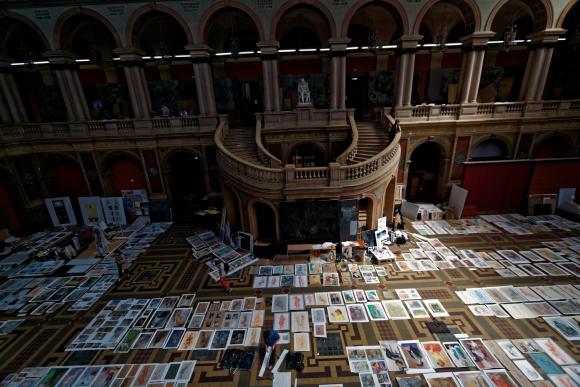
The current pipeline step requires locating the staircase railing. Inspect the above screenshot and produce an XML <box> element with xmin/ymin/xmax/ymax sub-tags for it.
<box><xmin>214</xmin><ymin>117</ymin><xmax>285</xmax><ymax>187</ymax></box>
<box><xmin>255</xmin><ymin>114</ymin><xmax>282</xmax><ymax>168</ymax></box>
<box><xmin>336</xmin><ymin>111</ymin><xmax>358</xmax><ymax>165</ymax></box>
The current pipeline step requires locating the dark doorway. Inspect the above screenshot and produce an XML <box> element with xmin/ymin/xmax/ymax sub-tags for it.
<box><xmin>235</xmin><ymin>80</ymin><xmax>262</xmax><ymax>127</ymax></box>
<box><xmin>287</xmin><ymin>143</ymin><xmax>326</xmax><ymax>167</ymax></box>
<box><xmin>406</xmin><ymin>142</ymin><xmax>442</xmax><ymax>202</ymax></box>
<box><xmin>347</xmin><ymin>74</ymin><xmax>369</xmax><ymax>121</ymax></box>
<box><xmin>255</xmin><ymin>202</ymin><xmax>276</xmax><ymax>241</ymax></box>
<box><xmin>470</xmin><ymin>139</ymin><xmax>508</xmax><ymax>161</ymax></box>
<box><xmin>167</xmin><ymin>152</ymin><xmax>207</xmax><ymax>220</ymax></box>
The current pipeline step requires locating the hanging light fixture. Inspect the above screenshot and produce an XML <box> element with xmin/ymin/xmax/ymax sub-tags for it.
<box><xmin>19</xmin><ymin>44</ymin><xmax>37</xmax><ymax>68</ymax></box>
<box><xmin>367</xmin><ymin>29</ymin><xmax>380</xmax><ymax>54</ymax></box>
<box><xmin>503</xmin><ymin>22</ymin><xmax>517</xmax><ymax>51</ymax></box>
<box><xmin>229</xmin><ymin>15</ymin><xmax>240</xmax><ymax>59</ymax></box>
<box><xmin>435</xmin><ymin>25</ymin><xmax>448</xmax><ymax>51</ymax></box>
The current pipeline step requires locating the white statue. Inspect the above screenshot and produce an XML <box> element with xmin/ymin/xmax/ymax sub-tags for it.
<box><xmin>297</xmin><ymin>78</ymin><xmax>311</xmax><ymax>105</ymax></box>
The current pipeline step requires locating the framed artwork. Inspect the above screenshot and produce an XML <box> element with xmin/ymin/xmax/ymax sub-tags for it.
<box><xmin>346</xmin><ymin>304</ymin><xmax>369</xmax><ymax>323</ymax></box>
<box><xmin>273</xmin><ymin>313</ymin><xmax>289</xmax><ymax>331</ymax></box>
<box><xmin>101</xmin><ymin>197</ymin><xmax>127</xmax><ymax>225</ymax></box>
<box><xmin>78</xmin><ymin>197</ymin><xmax>105</xmax><ymax>225</ymax></box>
<box><xmin>45</xmin><ymin>197</ymin><xmax>77</xmax><ymax>226</ymax></box>
<box><xmin>459</xmin><ymin>338</ymin><xmax>502</xmax><ymax>369</ymax></box>
<box><xmin>293</xmin><ymin>332</ymin><xmax>310</xmax><ymax>352</ymax></box>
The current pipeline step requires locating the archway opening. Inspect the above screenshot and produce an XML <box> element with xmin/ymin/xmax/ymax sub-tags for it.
<box><xmin>0</xmin><ymin>17</ymin><xmax>65</xmax><ymax>122</ymax></box>
<box><xmin>345</xmin><ymin>2</ymin><xmax>404</xmax><ymax>118</ymax></box>
<box><xmin>205</xmin><ymin>9</ymin><xmax>261</xmax><ymax>126</ymax></box>
<box><xmin>166</xmin><ymin>151</ymin><xmax>207</xmax><ymax>220</ymax></box>
<box><xmin>416</xmin><ymin>1</ymin><xmax>474</xmax><ymax>104</ymax></box>
<box><xmin>222</xmin><ymin>184</ymin><xmax>242</xmax><ymax>230</ymax></box>
<box><xmin>383</xmin><ymin>178</ymin><xmax>396</xmax><ymax>221</ymax></box>
<box><xmin>131</xmin><ymin>10</ymin><xmax>192</xmax><ymax>117</ymax></box>
<box><xmin>255</xmin><ymin>202</ymin><xmax>276</xmax><ymax>242</ymax></box>
<box><xmin>470</xmin><ymin>138</ymin><xmax>509</xmax><ymax>161</ymax></box>
<box><xmin>532</xmin><ymin>136</ymin><xmax>572</xmax><ymax>159</ymax></box>
<box><xmin>42</xmin><ymin>156</ymin><xmax>89</xmax><ymax>198</ymax></box>
<box><xmin>103</xmin><ymin>154</ymin><xmax>146</xmax><ymax>196</ymax></box>
<box><xmin>358</xmin><ymin>197</ymin><xmax>374</xmax><ymax>232</ymax></box>
<box><xmin>0</xmin><ymin>170</ymin><xmax>25</xmax><ymax>233</ymax></box>
<box><xmin>276</xmin><ymin>5</ymin><xmax>332</xmax><ymax>109</ymax></box>
<box><xmin>484</xmin><ymin>0</ymin><xmax>547</xmax><ymax>102</ymax></box>
<box><xmin>546</xmin><ymin>2</ymin><xmax>580</xmax><ymax>99</ymax></box>
<box><xmin>287</xmin><ymin>143</ymin><xmax>326</xmax><ymax>167</ymax></box>
<box><xmin>58</xmin><ymin>14</ymin><xmax>128</xmax><ymax>119</ymax></box>
<box><xmin>407</xmin><ymin>142</ymin><xmax>442</xmax><ymax>202</ymax></box>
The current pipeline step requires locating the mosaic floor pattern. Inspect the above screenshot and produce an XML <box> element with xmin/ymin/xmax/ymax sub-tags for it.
<box><xmin>0</xmin><ymin>224</ymin><xmax>579</xmax><ymax>386</ymax></box>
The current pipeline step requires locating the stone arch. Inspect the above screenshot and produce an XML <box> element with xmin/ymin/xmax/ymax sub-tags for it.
<box><xmin>485</xmin><ymin>0</ymin><xmax>553</xmax><ymax>32</ymax></box>
<box><xmin>125</xmin><ymin>3</ymin><xmax>193</xmax><ymax>48</ymax></box>
<box><xmin>222</xmin><ymin>182</ymin><xmax>243</xmax><ymax>230</ymax></box>
<box><xmin>0</xmin><ymin>11</ymin><xmax>50</xmax><ymax>51</ymax></box>
<box><xmin>469</xmin><ymin>135</ymin><xmax>512</xmax><ymax>159</ymax></box>
<box><xmin>383</xmin><ymin>175</ymin><xmax>397</xmax><ymax>220</ymax></box>
<box><xmin>407</xmin><ymin>138</ymin><xmax>450</xmax><ymax>159</ymax></box>
<box><xmin>342</xmin><ymin>0</ymin><xmax>409</xmax><ymax>38</ymax></box>
<box><xmin>413</xmin><ymin>0</ymin><xmax>481</xmax><ymax>35</ymax></box>
<box><xmin>248</xmin><ymin>198</ymin><xmax>280</xmax><ymax>242</ymax></box>
<box><xmin>39</xmin><ymin>152</ymin><xmax>80</xmax><ymax>177</ymax></box>
<box><xmin>161</xmin><ymin>147</ymin><xmax>204</xmax><ymax>172</ymax></box>
<box><xmin>53</xmin><ymin>7</ymin><xmax>122</xmax><ymax>49</ymax></box>
<box><xmin>197</xmin><ymin>1</ymin><xmax>265</xmax><ymax>44</ymax></box>
<box><xmin>270</xmin><ymin>0</ymin><xmax>337</xmax><ymax>41</ymax></box>
<box><xmin>406</xmin><ymin>140</ymin><xmax>448</xmax><ymax>202</ymax></box>
<box><xmin>100</xmin><ymin>150</ymin><xmax>142</xmax><ymax>172</ymax></box>
<box><xmin>531</xmin><ymin>133</ymin><xmax>575</xmax><ymax>158</ymax></box>
<box><xmin>556</xmin><ymin>1</ymin><xmax>579</xmax><ymax>28</ymax></box>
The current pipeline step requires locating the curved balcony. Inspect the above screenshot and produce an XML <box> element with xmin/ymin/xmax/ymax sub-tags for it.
<box><xmin>215</xmin><ymin>110</ymin><xmax>400</xmax><ymax>199</ymax></box>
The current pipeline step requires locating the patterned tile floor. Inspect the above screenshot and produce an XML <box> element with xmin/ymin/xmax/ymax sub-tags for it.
<box><xmin>0</xmin><ymin>224</ymin><xmax>579</xmax><ymax>385</ymax></box>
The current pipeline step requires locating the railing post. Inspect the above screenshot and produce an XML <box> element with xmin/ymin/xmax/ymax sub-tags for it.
<box><xmin>329</xmin><ymin>162</ymin><xmax>341</xmax><ymax>186</ymax></box>
<box><xmin>284</xmin><ymin>164</ymin><xmax>295</xmax><ymax>186</ymax></box>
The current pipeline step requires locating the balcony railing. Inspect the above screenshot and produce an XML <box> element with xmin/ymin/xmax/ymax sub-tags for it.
<box><xmin>215</xmin><ymin>112</ymin><xmax>400</xmax><ymax>196</ymax></box>
<box><xmin>391</xmin><ymin>99</ymin><xmax>580</xmax><ymax>122</ymax></box>
<box><xmin>261</xmin><ymin>108</ymin><xmax>352</xmax><ymax>131</ymax></box>
<box><xmin>0</xmin><ymin>116</ymin><xmax>218</xmax><ymax>141</ymax></box>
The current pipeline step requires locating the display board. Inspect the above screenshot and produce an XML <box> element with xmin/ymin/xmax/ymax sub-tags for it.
<box><xmin>45</xmin><ymin>197</ymin><xmax>77</xmax><ymax>227</ymax></box>
<box><xmin>101</xmin><ymin>197</ymin><xmax>127</xmax><ymax>225</ymax></box>
<box><xmin>78</xmin><ymin>196</ymin><xmax>106</xmax><ymax>225</ymax></box>
<box><xmin>280</xmin><ymin>200</ymin><xmax>339</xmax><ymax>243</ymax></box>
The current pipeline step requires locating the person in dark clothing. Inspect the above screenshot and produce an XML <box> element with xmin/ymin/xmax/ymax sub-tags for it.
<box><xmin>262</xmin><ymin>330</ymin><xmax>280</xmax><ymax>369</ymax></box>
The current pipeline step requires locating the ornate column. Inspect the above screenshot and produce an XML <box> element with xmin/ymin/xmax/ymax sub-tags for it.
<box><xmin>0</xmin><ymin>57</ymin><xmax>28</xmax><ymax>123</ymax></box>
<box><xmin>113</xmin><ymin>48</ymin><xmax>151</xmax><ymax>119</ymax></box>
<box><xmin>186</xmin><ymin>44</ymin><xmax>217</xmax><ymax>116</ymax></box>
<box><xmin>329</xmin><ymin>38</ymin><xmax>350</xmax><ymax>109</ymax></box>
<box><xmin>457</xmin><ymin>32</ymin><xmax>495</xmax><ymax>104</ymax></box>
<box><xmin>45</xmin><ymin>50</ymin><xmax>90</xmax><ymax>121</ymax></box>
<box><xmin>394</xmin><ymin>35</ymin><xmax>422</xmax><ymax>108</ymax></box>
<box><xmin>258</xmin><ymin>41</ymin><xmax>280</xmax><ymax>112</ymax></box>
<box><xmin>518</xmin><ymin>29</ymin><xmax>564</xmax><ymax>101</ymax></box>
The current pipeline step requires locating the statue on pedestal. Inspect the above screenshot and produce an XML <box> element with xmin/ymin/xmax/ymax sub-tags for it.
<box><xmin>297</xmin><ymin>78</ymin><xmax>312</xmax><ymax>106</ymax></box>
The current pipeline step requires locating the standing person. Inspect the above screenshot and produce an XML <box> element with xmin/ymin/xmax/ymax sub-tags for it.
<box><xmin>219</xmin><ymin>262</ymin><xmax>231</xmax><ymax>293</ymax></box>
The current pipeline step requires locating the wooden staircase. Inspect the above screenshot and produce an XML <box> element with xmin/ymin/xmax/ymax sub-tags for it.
<box><xmin>223</xmin><ymin>127</ymin><xmax>265</xmax><ymax>166</ymax></box>
<box><xmin>350</xmin><ymin>122</ymin><xmax>391</xmax><ymax>164</ymax></box>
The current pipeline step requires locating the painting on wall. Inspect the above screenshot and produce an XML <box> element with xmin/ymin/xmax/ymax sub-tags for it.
<box><xmin>368</xmin><ymin>71</ymin><xmax>395</xmax><ymax>106</ymax></box>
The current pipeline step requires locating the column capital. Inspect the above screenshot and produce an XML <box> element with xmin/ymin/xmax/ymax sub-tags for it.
<box><xmin>257</xmin><ymin>40</ymin><xmax>279</xmax><ymax>53</ymax></box>
<box><xmin>112</xmin><ymin>48</ymin><xmax>145</xmax><ymax>62</ymax></box>
<box><xmin>44</xmin><ymin>50</ymin><xmax>79</xmax><ymax>65</ymax></box>
<box><xmin>527</xmin><ymin>28</ymin><xmax>566</xmax><ymax>45</ymax></box>
<box><xmin>397</xmin><ymin>35</ymin><xmax>423</xmax><ymax>50</ymax></box>
<box><xmin>184</xmin><ymin>44</ymin><xmax>212</xmax><ymax>58</ymax></box>
<box><xmin>460</xmin><ymin>31</ymin><xmax>496</xmax><ymax>48</ymax></box>
<box><xmin>328</xmin><ymin>38</ymin><xmax>351</xmax><ymax>51</ymax></box>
